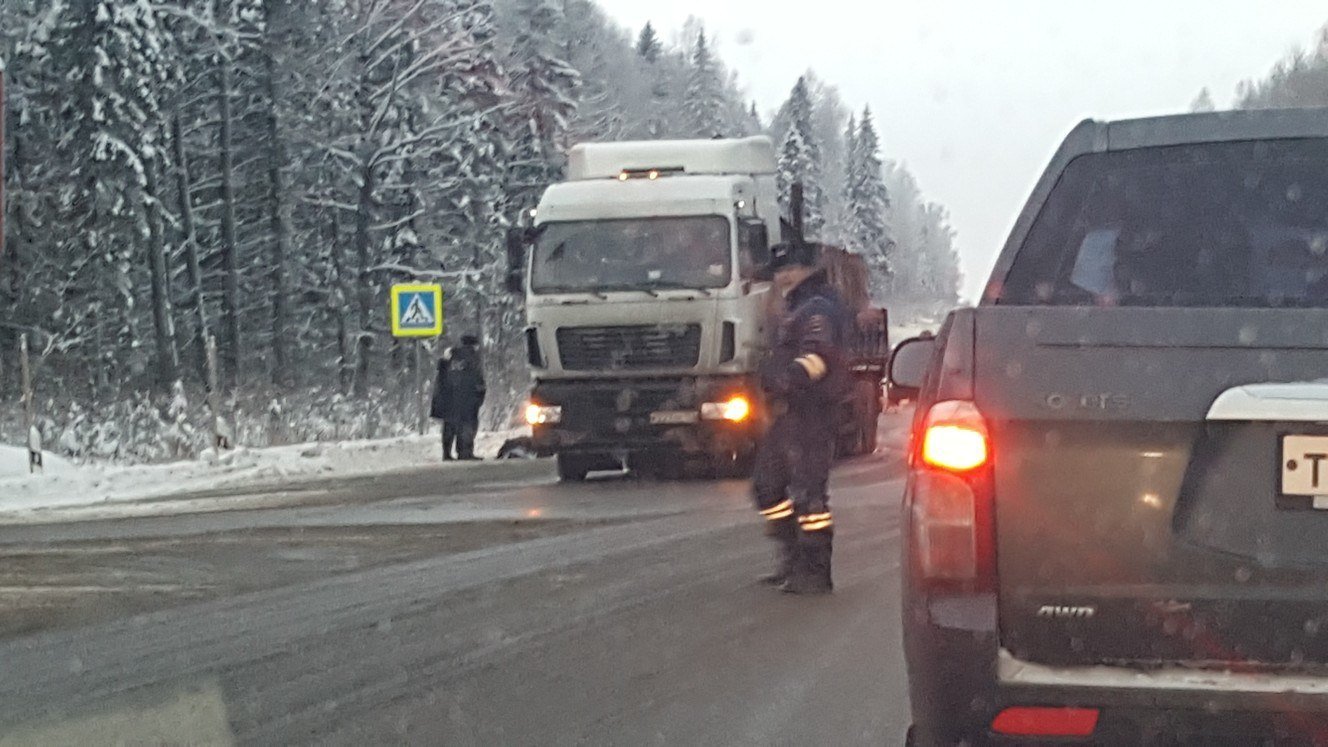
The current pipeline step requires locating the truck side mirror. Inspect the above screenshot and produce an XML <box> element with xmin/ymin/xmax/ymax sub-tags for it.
<box><xmin>888</xmin><ymin>336</ymin><xmax>937</xmax><ymax>396</ymax></box>
<box><xmin>739</xmin><ymin>219</ymin><xmax>771</xmax><ymax>269</ymax></box>
<box><xmin>505</xmin><ymin>227</ymin><xmax>528</xmax><ymax>295</ymax></box>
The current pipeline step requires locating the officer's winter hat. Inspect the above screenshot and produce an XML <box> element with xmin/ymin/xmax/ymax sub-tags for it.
<box><xmin>769</xmin><ymin>241</ymin><xmax>820</xmax><ymax>271</ymax></box>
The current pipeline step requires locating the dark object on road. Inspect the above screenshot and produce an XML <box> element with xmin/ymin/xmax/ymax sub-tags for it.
<box><xmin>895</xmin><ymin>109</ymin><xmax>1328</xmax><ymax>745</ymax></box>
<box><xmin>432</xmin><ymin>336</ymin><xmax>487</xmax><ymax>460</ymax></box>
<box><xmin>497</xmin><ymin>437</ymin><xmax>539</xmax><ymax>460</ymax></box>
<box><xmin>753</xmin><ymin>246</ymin><xmax>852</xmax><ymax>595</ymax></box>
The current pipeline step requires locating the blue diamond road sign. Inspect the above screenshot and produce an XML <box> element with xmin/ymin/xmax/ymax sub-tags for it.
<box><xmin>389</xmin><ymin>284</ymin><xmax>443</xmax><ymax>338</ymax></box>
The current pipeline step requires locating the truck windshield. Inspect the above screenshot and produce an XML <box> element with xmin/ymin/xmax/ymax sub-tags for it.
<box><xmin>531</xmin><ymin>216</ymin><xmax>732</xmax><ymax>294</ymax></box>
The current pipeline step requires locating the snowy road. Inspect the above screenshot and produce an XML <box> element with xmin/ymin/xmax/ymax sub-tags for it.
<box><xmin>0</xmin><ymin>415</ymin><xmax>912</xmax><ymax>745</ymax></box>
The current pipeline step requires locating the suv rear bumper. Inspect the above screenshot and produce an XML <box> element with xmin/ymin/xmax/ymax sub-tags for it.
<box><xmin>907</xmin><ymin>593</ymin><xmax>1328</xmax><ymax>744</ymax></box>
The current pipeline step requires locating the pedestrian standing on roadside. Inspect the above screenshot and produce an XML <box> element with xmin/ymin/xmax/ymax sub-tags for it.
<box><xmin>439</xmin><ymin>334</ymin><xmax>487</xmax><ymax>460</ymax></box>
<box><xmin>752</xmin><ymin>241</ymin><xmax>853</xmax><ymax>594</ymax></box>
<box><xmin>430</xmin><ymin>343</ymin><xmax>457</xmax><ymax>460</ymax></box>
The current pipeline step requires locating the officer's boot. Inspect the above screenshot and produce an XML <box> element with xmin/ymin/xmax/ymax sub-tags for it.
<box><xmin>781</xmin><ymin>530</ymin><xmax>833</xmax><ymax>595</ymax></box>
<box><xmin>759</xmin><ymin>518</ymin><xmax>799</xmax><ymax>586</ymax></box>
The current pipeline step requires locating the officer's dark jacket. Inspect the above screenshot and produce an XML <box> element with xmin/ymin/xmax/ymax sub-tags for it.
<box><xmin>431</xmin><ymin>344</ymin><xmax>487</xmax><ymax>421</ymax></box>
<box><xmin>761</xmin><ymin>269</ymin><xmax>853</xmax><ymax>413</ymax></box>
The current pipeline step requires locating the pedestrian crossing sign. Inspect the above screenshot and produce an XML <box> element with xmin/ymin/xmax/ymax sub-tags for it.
<box><xmin>390</xmin><ymin>284</ymin><xmax>444</xmax><ymax>338</ymax></box>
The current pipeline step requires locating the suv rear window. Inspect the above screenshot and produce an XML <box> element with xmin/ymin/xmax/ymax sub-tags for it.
<box><xmin>998</xmin><ymin>138</ymin><xmax>1328</xmax><ymax>307</ymax></box>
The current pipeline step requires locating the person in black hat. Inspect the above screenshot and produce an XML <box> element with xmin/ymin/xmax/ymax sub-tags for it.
<box><xmin>752</xmin><ymin>241</ymin><xmax>853</xmax><ymax>594</ymax></box>
<box><xmin>430</xmin><ymin>334</ymin><xmax>487</xmax><ymax>460</ymax></box>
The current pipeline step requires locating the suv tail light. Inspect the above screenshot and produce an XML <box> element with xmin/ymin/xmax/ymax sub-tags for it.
<box><xmin>921</xmin><ymin>401</ymin><xmax>988</xmax><ymax>471</ymax></box>
<box><xmin>911</xmin><ymin>400</ymin><xmax>994</xmax><ymax>583</ymax></box>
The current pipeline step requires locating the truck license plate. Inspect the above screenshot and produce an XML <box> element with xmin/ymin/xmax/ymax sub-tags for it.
<box><xmin>1282</xmin><ymin>435</ymin><xmax>1328</xmax><ymax>507</ymax></box>
<box><xmin>650</xmin><ymin>410</ymin><xmax>698</xmax><ymax>425</ymax></box>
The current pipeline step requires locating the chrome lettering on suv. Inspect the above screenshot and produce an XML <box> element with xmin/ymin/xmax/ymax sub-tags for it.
<box><xmin>1044</xmin><ymin>393</ymin><xmax>1130</xmax><ymax>412</ymax></box>
<box><xmin>1037</xmin><ymin>604</ymin><xmax>1097</xmax><ymax>620</ymax></box>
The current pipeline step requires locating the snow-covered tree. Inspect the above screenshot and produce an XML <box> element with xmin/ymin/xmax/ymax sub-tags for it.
<box><xmin>635</xmin><ymin>21</ymin><xmax>661</xmax><ymax>63</ymax></box>
<box><xmin>776</xmin><ymin>75</ymin><xmax>825</xmax><ymax>238</ymax></box>
<box><xmin>1190</xmin><ymin>87</ymin><xmax>1216</xmax><ymax>112</ymax></box>
<box><xmin>745</xmin><ymin>101</ymin><xmax>763</xmax><ymax>134</ymax></box>
<box><xmin>884</xmin><ymin>161</ymin><xmax>961</xmax><ymax>309</ymax></box>
<box><xmin>840</xmin><ymin>112</ymin><xmax>859</xmax><ymax>248</ymax></box>
<box><xmin>683</xmin><ymin>29</ymin><xmax>727</xmax><ymax>139</ymax></box>
<box><xmin>20</xmin><ymin>0</ymin><xmax>177</xmax><ymax>394</ymax></box>
<box><xmin>506</xmin><ymin>0</ymin><xmax>579</xmax><ymax>214</ymax></box>
<box><xmin>845</xmin><ymin>108</ymin><xmax>892</xmax><ymax>299</ymax></box>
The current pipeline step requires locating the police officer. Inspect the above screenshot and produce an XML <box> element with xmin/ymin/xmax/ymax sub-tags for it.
<box><xmin>753</xmin><ymin>241</ymin><xmax>852</xmax><ymax>594</ymax></box>
<box><xmin>431</xmin><ymin>334</ymin><xmax>487</xmax><ymax>460</ymax></box>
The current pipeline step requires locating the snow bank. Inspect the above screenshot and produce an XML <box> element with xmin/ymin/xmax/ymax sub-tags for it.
<box><xmin>0</xmin><ymin>428</ymin><xmax>528</xmax><ymax>518</ymax></box>
<box><xmin>0</xmin><ymin>445</ymin><xmax>73</xmax><ymax>479</ymax></box>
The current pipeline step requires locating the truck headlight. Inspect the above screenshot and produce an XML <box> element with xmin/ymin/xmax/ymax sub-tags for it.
<box><xmin>701</xmin><ymin>396</ymin><xmax>751</xmax><ymax>423</ymax></box>
<box><xmin>525</xmin><ymin>404</ymin><xmax>563</xmax><ymax>426</ymax></box>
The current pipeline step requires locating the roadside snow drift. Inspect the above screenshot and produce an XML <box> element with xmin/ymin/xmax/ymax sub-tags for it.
<box><xmin>0</xmin><ymin>430</ymin><xmax>525</xmax><ymax>519</ymax></box>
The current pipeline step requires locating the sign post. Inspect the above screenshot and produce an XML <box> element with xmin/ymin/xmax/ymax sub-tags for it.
<box><xmin>206</xmin><ymin>334</ymin><xmax>231</xmax><ymax>451</ymax></box>
<box><xmin>389</xmin><ymin>284</ymin><xmax>444</xmax><ymax>436</ymax></box>
<box><xmin>19</xmin><ymin>334</ymin><xmax>40</xmax><ymax>474</ymax></box>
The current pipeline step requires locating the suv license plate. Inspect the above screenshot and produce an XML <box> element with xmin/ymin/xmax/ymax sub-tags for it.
<box><xmin>1281</xmin><ymin>435</ymin><xmax>1328</xmax><ymax>508</ymax></box>
<box><xmin>650</xmin><ymin>410</ymin><xmax>698</xmax><ymax>425</ymax></box>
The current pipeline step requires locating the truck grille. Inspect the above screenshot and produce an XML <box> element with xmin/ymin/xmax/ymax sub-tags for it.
<box><xmin>556</xmin><ymin>325</ymin><xmax>702</xmax><ymax>371</ymax></box>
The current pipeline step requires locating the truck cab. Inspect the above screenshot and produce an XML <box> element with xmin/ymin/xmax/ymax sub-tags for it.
<box><xmin>509</xmin><ymin>137</ymin><xmax>782</xmax><ymax>480</ymax></box>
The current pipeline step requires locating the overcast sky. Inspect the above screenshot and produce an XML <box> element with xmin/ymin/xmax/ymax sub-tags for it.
<box><xmin>593</xmin><ymin>0</ymin><xmax>1328</xmax><ymax>299</ymax></box>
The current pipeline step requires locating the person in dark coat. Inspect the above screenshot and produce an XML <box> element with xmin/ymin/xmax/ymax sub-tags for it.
<box><xmin>752</xmin><ymin>242</ymin><xmax>853</xmax><ymax>594</ymax></box>
<box><xmin>430</xmin><ymin>349</ymin><xmax>455</xmax><ymax>460</ymax></box>
<box><xmin>431</xmin><ymin>334</ymin><xmax>487</xmax><ymax>460</ymax></box>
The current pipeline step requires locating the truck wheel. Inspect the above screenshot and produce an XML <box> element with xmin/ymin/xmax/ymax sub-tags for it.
<box><xmin>556</xmin><ymin>454</ymin><xmax>591</xmax><ymax>482</ymax></box>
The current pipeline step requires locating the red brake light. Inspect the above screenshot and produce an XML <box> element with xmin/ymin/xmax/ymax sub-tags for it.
<box><xmin>920</xmin><ymin>401</ymin><xmax>988</xmax><ymax>472</ymax></box>
<box><xmin>911</xmin><ymin>400</ymin><xmax>992</xmax><ymax>582</ymax></box>
<box><xmin>991</xmin><ymin>707</ymin><xmax>1099</xmax><ymax>737</ymax></box>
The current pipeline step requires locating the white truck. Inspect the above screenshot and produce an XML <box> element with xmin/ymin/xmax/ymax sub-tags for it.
<box><xmin>507</xmin><ymin>136</ymin><xmax>892</xmax><ymax>478</ymax></box>
<box><xmin>505</xmin><ymin>137</ymin><xmax>784</xmax><ymax>480</ymax></box>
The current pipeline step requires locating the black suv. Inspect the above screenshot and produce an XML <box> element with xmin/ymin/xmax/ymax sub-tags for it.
<box><xmin>892</xmin><ymin>108</ymin><xmax>1328</xmax><ymax>744</ymax></box>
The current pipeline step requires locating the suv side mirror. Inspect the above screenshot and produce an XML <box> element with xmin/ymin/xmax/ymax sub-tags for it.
<box><xmin>739</xmin><ymin>219</ymin><xmax>771</xmax><ymax>269</ymax></box>
<box><xmin>888</xmin><ymin>336</ymin><xmax>937</xmax><ymax>396</ymax></box>
<box><xmin>505</xmin><ymin>227</ymin><xmax>528</xmax><ymax>295</ymax></box>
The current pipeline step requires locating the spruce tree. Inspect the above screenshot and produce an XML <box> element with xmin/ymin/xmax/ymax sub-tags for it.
<box><xmin>507</xmin><ymin>0</ymin><xmax>579</xmax><ymax>214</ymax></box>
<box><xmin>25</xmin><ymin>0</ymin><xmax>176</xmax><ymax>392</ymax></box>
<box><xmin>776</xmin><ymin>76</ymin><xmax>824</xmax><ymax>238</ymax></box>
<box><xmin>683</xmin><ymin>30</ymin><xmax>727</xmax><ymax>139</ymax></box>
<box><xmin>846</xmin><ymin>107</ymin><xmax>892</xmax><ymax>298</ymax></box>
<box><xmin>635</xmin><ymin>22</ymin><xmax>661</xmax><ymax>63</ymax></box>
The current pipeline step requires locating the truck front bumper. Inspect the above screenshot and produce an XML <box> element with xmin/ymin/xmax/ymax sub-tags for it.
<box><xmin>529</xmin><ymin>376</ymin><xmax>762</xmax><ymax>457</ymax></box>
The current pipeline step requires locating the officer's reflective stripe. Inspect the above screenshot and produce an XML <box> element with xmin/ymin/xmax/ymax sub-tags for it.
<box><xmin>799</xmin><ymin>512</ymin><xmax>834</xmax><ymax>531</ymax></box>
<box><xmin>794</xmin><ymin>354</ymin><xmax>828</xmax><ymax>381</ymax></box>
<box><xmin>760</xmin><ymin>499</ymin><xmax>795</xmax><ymax>520</ymax></box>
